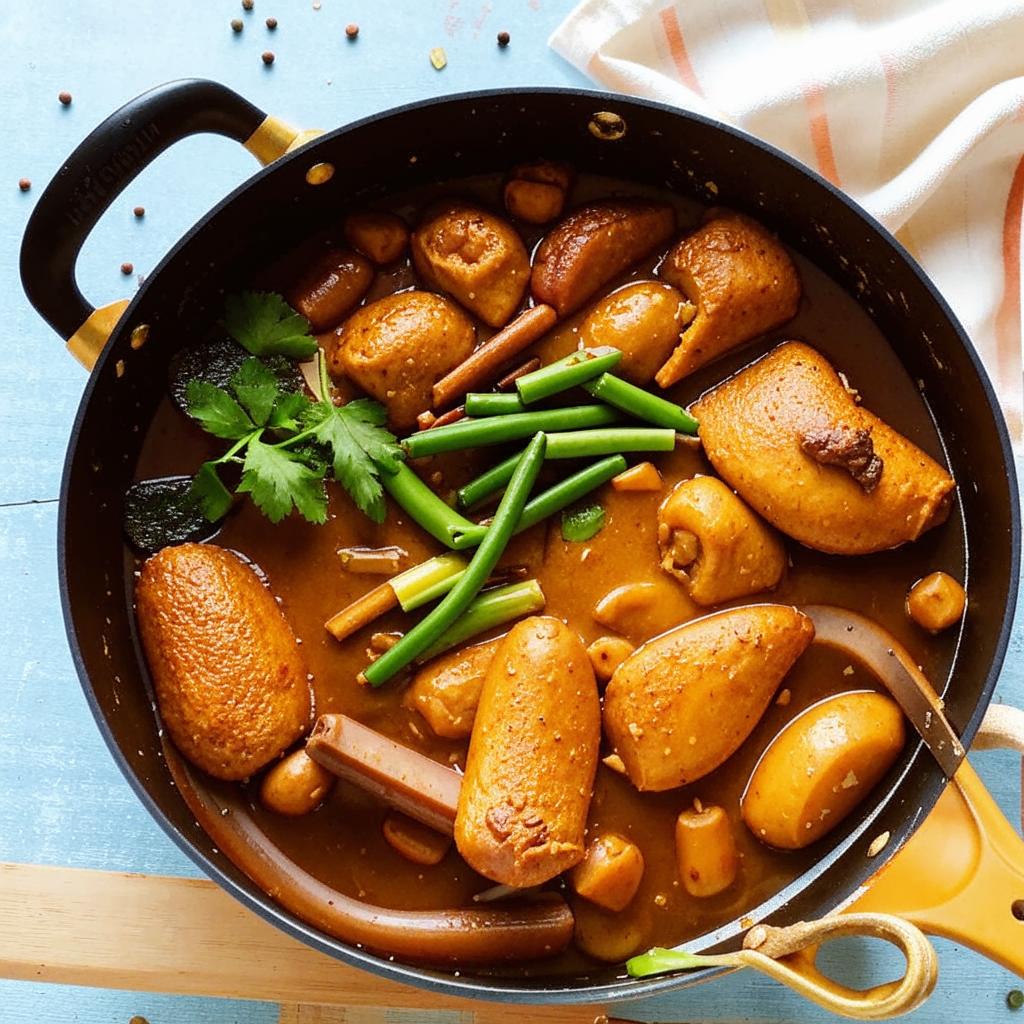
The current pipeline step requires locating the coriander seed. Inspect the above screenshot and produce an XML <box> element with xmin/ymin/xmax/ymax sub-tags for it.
<box><xmin>242</xmin><ymin>0</ymin><xmax>254</xmax><ymax>9</ymax></box>
<box><xmin>58</xmin><ymin>90</ymin><xmax>72</xmax><ymax>106</ymax></box>
<box><xmin>262</xmin><ymin>50</ymin><xmax>275</xmax><ymax>64</ymax></box>
<box><xmin>266</xmin><ymin>16</ymin><xmax>277</xmax><ymax>28</ymax></box>
<box><xmin>231</xmin><ymin>18</ymin><xmax>243</xmax><ymax>31</ymax></box>
<box><xmin>345</xmin><ymin>23</ymin><xmax>359</xmax><ymax>39</ymax></box>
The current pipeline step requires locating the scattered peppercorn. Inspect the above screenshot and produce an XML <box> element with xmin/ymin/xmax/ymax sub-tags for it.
<box><xmin>266</xmin><ymin>16</ymin><xmax>277</xmax><ymax>28</ymax></box>
<box><xmin>58</xmin><ymin>91</ymin><xmax>72</xmax><ymax>106</ymax></box>
<box><xmin>231</xmin><ymin>18</ymin><xmax>243</xmax><ymax>31</ymax></box>
<box><xmin>18</xmin><ymin>178</ymin><xmax>31</xmax><ymax>192</ymax></box>
<box><xmin>345</xmin><ymin>22</ymin><xmax>359</xmax><ymax>39</ymax></box>
<box><xmin>497</xmin><ymin>30</ymin><xmax>510</xmax><ymax>46</ymax></box>
<box><xmin>1009</xmin><ymin>989</ymin><xmax>1024</xmax><ymax>1011</ymax></box>
<box><xmin>242</xmin><ymin>0</ymin><xmax>254</xmax><ymax>9</ymax></box>
<box><xmin>133</xmin><ymin>206</ymin><xmax>145</xmax><ymax>218</ymax></box>
<box><xmin>262</xmin><ymin>50</ymin><xmax>275</xmax><ymax>64</ymax></box>
<box><xmin>121</xmin><ymin>262</ymin><xmax>134</xmax><ymax>276</ymax></box>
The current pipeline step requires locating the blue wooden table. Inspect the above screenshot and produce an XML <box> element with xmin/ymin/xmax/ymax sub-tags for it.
<box><xmin>1</xmin><ymin>1</ymin><xmax>1022</xmax><ymax>1020</ymax></box>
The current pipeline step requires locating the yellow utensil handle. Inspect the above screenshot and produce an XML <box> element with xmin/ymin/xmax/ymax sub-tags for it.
<box><xmin>736</xmin><ymin>913</ymin><xmax>938</xmax><ymax>1020</ymax></box>
<box><xmin>851</xmin><ymin>702</ymin><xmax>1024</xmax><ymax>977</ymax></box>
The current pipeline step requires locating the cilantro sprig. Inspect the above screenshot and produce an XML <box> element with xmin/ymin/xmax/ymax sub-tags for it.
<box><xmin>223</xmin><ymin>291</ymin><xmax>319</xmax><ymax>359</ymax></box>
<box><xmin>186</xmin><ymin>353</ymin><xmax>402</xmax><ymax>525</ymax></box>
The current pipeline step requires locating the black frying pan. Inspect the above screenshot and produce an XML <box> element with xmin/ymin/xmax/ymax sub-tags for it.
<box><xmin>19</xmin><ymin>78</ymin><xmax>1020</xmax><ymax>1004</ymax></box>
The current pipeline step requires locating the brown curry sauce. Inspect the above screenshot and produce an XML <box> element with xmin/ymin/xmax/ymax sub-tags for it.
<box><xmin>131</xmin><ymin>173</ymin><xmax>962</xmax><ymax>976</ymax></box>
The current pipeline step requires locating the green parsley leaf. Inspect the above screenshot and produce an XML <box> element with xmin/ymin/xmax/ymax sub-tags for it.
<box><xmin>303</xmin><ymin>397</ymin><xmax>402</xmax><ymax>523</ymax></box>
<box><xmin>188</xmin><ymin>462</ymin><xmax>234</xmax><ymax>521</ymax></box>
<box><xmin>230</xmin><ymin>358</ymin><xmax>280</xmax><ymax>426</ymax></box>
<box><xmin>185</xmin><ymin>380</ymin><xmax>254</xmax><ymax>440</ymax></box>
<box><xmin>237</xmin><ymin>438</ymin><xmax>327</xmax><ymax>524</ymax></box>
<box><xmin>223</xmin><ymin>291</ymin><xmax>318</xmax><ymax>359</ymax></box>
<box><xmin>269</xmin><ymin>391</ymin><xmax>313</xmax><ymax>432</ymax></box>
<box><xmin>561</xmin><ymin>501</ymin><xmax>606</xmax><ymax>542</ymax></box>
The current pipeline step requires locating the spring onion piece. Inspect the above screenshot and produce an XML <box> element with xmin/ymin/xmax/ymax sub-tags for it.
<box><xmin>582</xmin><ymin>373</ymin><xmax>699</xmax><ymax>434</ymax></box>
<box><xmin>362</xmin><ymin>433</ymin><xmax>547</xmax><ymax>686</ymax></box>
<box><xmin>417</xmin><ymin>578</ymin><xmax>545</xmax><ymax>663</ymax></box>
<box><xmin>381</xmin><ymin>463</ymin><xmax>487</xmax><ymax>550</ymax></box>
<box><xmin>515</xmin><ymin>456</ymin><xmax>625</xmax><ymax>535</ymax></box>
<box><xmin>561</xmin><ymin>502</ymin><xmax>606</xmax><ymax>542</ymax></box>
<box><xmin>403</xmin><ymin>405</ymin><xmax>619</xmax><ymax>459</ymax></box>
<box><xmin>463</xmin><ymin>392</ymin><xmax>527</xmax><ymax>417</ymax></box>
<box><xmin>457</xmin><ymin>450</ymin><xmax>525</xmax><ymax>509</ymax></box>
<box><xmin>390</xmin><ymin>553</ymin><xmax>468</xmax><ymax>611</ymax></box>
<box><xmin>626</xmin><ymin>947</ymin><xmax>735</xmax><ymax>979</ymax></box>
<box><xmin>515</xmin><ymin>347</ymin><xmax>623</xmax><ymax>405</ymax></box>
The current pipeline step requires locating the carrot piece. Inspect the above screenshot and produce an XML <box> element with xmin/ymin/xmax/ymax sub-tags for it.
<box><xmin>611</xmin><ymin>461</ymin><xmax>663</xmax><ymax>492</ymax></box>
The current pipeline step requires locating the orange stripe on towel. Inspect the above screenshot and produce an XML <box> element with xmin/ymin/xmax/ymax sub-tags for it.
<box><xmin>658</xmin><ymin>6</ymin><xmax>704</xmax><ymax>97</ymax></box>
<box><xmin>803</xmin><ymin>82</ymin><xmax>840</xmax><ymax>187</ymax></box>
<box><xmin>762</xmin><ymin>0</ymin><xmax>840</xmax><ymax>187</ymax></box>
<box><xmin>995</xmin><ymin>152</ymin><xmax>1024</xmax><ymax>435</ymax></box>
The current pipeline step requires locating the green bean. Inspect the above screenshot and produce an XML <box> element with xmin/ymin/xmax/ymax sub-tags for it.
<box><xmin>362</xmin><ymin>432</ymin><xmax>547</xmax><ymax>686</ymax></box>
<box><xmin>463</xmin><ymin>392</ymin><xmax>527</xmax><ymax>417</ymax></box>
<box><xmin>403</xmin><ymin>405</ymin><xmax>619</xmax><ymax>459</ymax></box>
<box><xmin>416</xmin><ymin>579</ymin><xmax>546</xmax><ymax>663</ymax></box>
<box><xmin>544</xmin><ymin>427</ymin><xmax>676</xmax><ymax>459</ymax></box>
<box><xmin>582</xmin><ymin>373</ymin><xmax>699</xmax><ymax>434</ymax></box>
<box><xmin>515</xmin><ymin>347</ymin><xmax>622</xmax><ymax>405</ymax></box>
<box><xmin>381</xmin><ymin>463</ymin><xmax>487</xmax><ymax>550</ymax></box>
<box><xmin>514</xmin><ymin>456</ymin><xmax>626</xmax><ymax>534</ymax></box>
<box><xmin>457</xmin><ymin>449</ymin><xmax>524</xmax><ymax>509</ymax></box>
<box><xmin>456</xmin><ymin>428</ymin><xmax>675</xmax><ymax>509</ymax></box>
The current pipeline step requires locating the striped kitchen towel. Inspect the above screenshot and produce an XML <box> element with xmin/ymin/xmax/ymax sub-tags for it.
<box><xmin>550</xmin><ymin>0</ymin><xmax>1024</xmax><ymax>442</ymax></box>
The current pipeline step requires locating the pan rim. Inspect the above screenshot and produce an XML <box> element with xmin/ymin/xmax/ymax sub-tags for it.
<box><xmin>55</xmin><ymin>84</ymin><xmax>1020</xmax><ymax>1005</ymax></box>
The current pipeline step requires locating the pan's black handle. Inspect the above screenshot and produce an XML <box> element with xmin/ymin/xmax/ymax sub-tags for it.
<box><xmin>19</xmin><ymin>78</ymin><xmax>308</xmax><ymax>366</ymax></box>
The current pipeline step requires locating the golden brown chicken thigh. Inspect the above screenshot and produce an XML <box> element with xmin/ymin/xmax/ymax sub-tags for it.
<box><xmin>693</xmin><ymin>341</ymin><xmax>955</xmax><ymax>554</ymax></box>
<box><xmin>603</xmin><ymin>604</ymin><xmax>814</xmax><ymax>792</ymax></box>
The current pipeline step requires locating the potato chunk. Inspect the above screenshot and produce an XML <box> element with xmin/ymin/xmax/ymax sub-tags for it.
<box><xmin>580</xmin><ymin>281</ymin><xmax>694</xmax><ymax>384</ymax></box>
<box><xmin>411</xmin><ymin>203</ymin><xmax>530</xmax><ymax>327</ymax></box>
<box><xmin>656</xmin><ymin>210</ymin><xmax>800</xmax><ymax>386</ymax></box>
<box><xmin>675</xmin><ymin>804</ymin><xmax>739</xmax><ymax>897</ymax></box>
<box><xmin>603</xmin><ymin>604</ymin><xmax>814</xmax><ymax>792</ymax></box>
<box><xmin>135</xmin><ymin>544</ymin><xmax>313</xmax><ymax>781</ymax></box>
<box><xmin>742</xmin><ymin>691</ymin><xmax>906</xmax><ymax>849</ymax></box>
<box><xmin>571</xmin><ymin>834</ymin><xmax>645</xmax><ymax>911</ymax></box>
<box><xmin>330</xmin><ymin>291</ymin><xmax>475</xmax><ymax>429</ymax></box>
<box><xmin>404</xmin><ymin>637</ymin><xmax>500</xmax><ymax>740</ymax></box>
<box><xmin>657</xmin><ymin>476</ymin><xmax>786</xmax><ymax>607</ymax></box>
<box><xmin>455</xmin><ymin>617</ymin><xmax>600</xmax><ymax>887</ymax></box>
<box><xmin>906</xmin><ymin>571</ymin><xmax>966</xmax><ymax>632</ymax></box>
<box><xmin>343</xmin><ymin>211</ymin><xmax>409</xmax><ymax>265</ymax></box>
<box><xmin>286</xmin><ymin>247</ymin><xmax>373</xmax><ymax>332</ymax></box>
<box><xmin>531</xmin><ymin>201</ymin><xmax>676</xmax><ymax>316</ymax></box>
<box><xmin>692</xmin><ymin>342</ymin><xmax>955</xmax><ymax>554</ymax></box>
<box><xmin>260</xmin><ymin>749</ymin><xmax>335</xmax><ymax>816</ymax></box>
